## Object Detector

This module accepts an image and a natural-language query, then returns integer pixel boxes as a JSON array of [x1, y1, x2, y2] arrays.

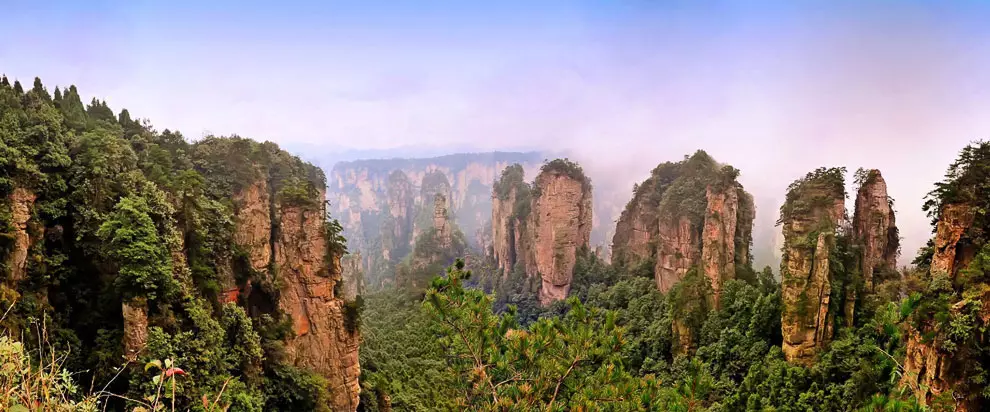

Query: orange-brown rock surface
[[491, 165, 531, 275], [700, 184, 738, 307], [612, 155, 753, 306], [900, 203, 977, 411], [655, 214, 699, 292], [5, 188, 38, 284], [233, 182, 361, 412], [778, 170, 846, 365], [122, 298, 148, 362], [233, 180, 272, 272], [852, 170, 899, 292], [612, 181, 662, 268], [529, 161, 593, 305]]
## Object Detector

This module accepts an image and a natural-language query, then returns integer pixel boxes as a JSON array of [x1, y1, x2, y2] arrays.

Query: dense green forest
[[359, 147, 990, 411], [0, 76, 347, 411], [2, 73, 989, 412]]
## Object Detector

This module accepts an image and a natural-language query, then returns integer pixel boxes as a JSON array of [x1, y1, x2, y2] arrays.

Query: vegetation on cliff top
[[535, 158, 592, 195]]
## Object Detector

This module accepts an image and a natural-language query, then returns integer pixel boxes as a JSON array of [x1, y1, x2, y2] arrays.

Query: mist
[[5, 1, 990, 268]]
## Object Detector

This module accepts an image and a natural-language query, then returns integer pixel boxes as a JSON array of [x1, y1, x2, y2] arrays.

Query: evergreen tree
[[31, 77, 51, 102]]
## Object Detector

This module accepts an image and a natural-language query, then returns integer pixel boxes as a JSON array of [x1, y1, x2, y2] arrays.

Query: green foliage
[[537, 158, 592, 194], [0, 333, 98, 411], [97, 195, 177, 301], [358, 289, 457, 411], [778, 166, 847, 226], [0, 76, 343, 410], [424, 260, 677, 410], [923, 141, 990, 227]]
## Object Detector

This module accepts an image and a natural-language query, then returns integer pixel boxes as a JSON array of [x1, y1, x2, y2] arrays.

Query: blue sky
[[4, 0, 990, 264]]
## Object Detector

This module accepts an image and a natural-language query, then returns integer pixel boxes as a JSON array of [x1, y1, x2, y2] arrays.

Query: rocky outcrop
[[491, 165, 532, 275], [396, 194, 468, 293], [901, 203, 976, 410], [735, 191, 755, 269], [328, 153, 543, 281], [122, 298, 148, 362], [700, 185, 738, 307], [655, 214, 699, 292], [384, 171, 414, 261], [852, 170, 899, 292], [778, 169, 846, 365], [233, 180, 272, 272], [233, 182, 360, 411], [929, 204, 974, 278], [613, 154, 753, 307], [340, 253, 364, 302], [414, 171, 452, 246], [433, 194, 452, 249], [529, 160, 593, 305], [612, 182, 661, 268], [5, 188, 38, 284], [276, 194, 360, 411]]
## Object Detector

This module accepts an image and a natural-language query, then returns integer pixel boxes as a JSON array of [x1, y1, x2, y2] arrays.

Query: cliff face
[[735, 191, 756, 269], [615, 153, 753, 308], [611, 183, 660, 268], [778, 169, 846, 365], [233, 182, 360, 411], [491, 185, 517, 273], [700, 185, 738, 307], [233, 180, 273, 272], [529, 161, 593, 305], [384, 171, 414, 262], [611, 162, 680, 269], [852, 170, 898, 292], [340, 253, 364, 303], [490, 165, 532, 276], [655, 214, 699, 292], [277, 194, 360, 412], [5, 188, 38, 284], [329, 153, 542, 286], [415, 171, 452, 246], [396, 193, 468, 293], [901, 203, 975, 410]]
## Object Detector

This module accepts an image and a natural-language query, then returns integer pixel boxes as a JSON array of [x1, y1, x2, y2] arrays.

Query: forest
[[1, 74, 988, 412]]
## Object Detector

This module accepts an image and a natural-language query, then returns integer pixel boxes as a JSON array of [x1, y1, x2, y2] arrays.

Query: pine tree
[[13, 80, 23, 94], [32, 77, 51, 101]]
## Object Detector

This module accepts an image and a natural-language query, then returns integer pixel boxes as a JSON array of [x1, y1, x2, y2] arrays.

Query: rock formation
[[383, 171, 414, 262], [901, 203, 976, 410], [612, 152, 754, 307], [122, 298, 148, 362], [491, 164, 532, 275], [414, 171, 452, 245], [5, 188, 38, 285], [233, 181, 360, 411], [328, 153, 543, 282], [396, 193, 468, 293], [340, 253, 364, 302], [852, 170, 898, 292], [529, 160, 593, 305], [778, 168, 846, 365], [655, 214, 700, 292], [433, 194, 452, 246], [700, 184, 738, 307], [611, 162, 680, 269]]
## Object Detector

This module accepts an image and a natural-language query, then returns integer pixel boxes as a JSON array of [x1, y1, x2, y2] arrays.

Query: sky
[[3, 0, 990, 267]]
